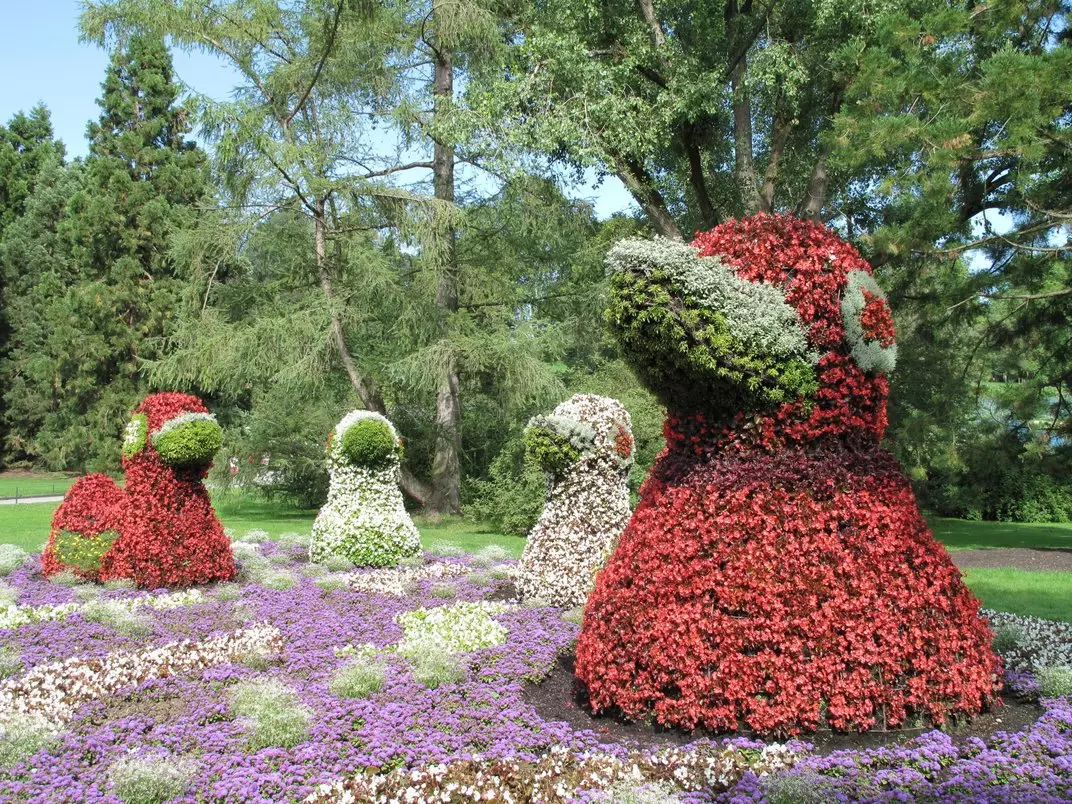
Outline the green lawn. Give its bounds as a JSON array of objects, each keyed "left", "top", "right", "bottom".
[
  {"left": 0, "top": 472, "right": 76, "bottom": 499},
  {"left": 962, "top": 568, "right": 1072, "bottom": 622},
  {"left": 929, "top": 516, "right": 1072, "bottom": 550},
  {"left": 0, "top": 494, "right": 524, "bottom": 557}
]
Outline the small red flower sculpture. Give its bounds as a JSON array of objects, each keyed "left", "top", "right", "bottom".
[
  {"left": 43, "top": 392, "right": 236, "bottom": 588},
  {"left": 575, "top": 214, "right": 1000, "bottom": 735}
]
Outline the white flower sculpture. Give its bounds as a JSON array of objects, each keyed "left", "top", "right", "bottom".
[
  {"left": 515, "top": 394, "right": 634, "bottom": 608},
  {"left": 309, "top": 410, "right": 421, "bottom": 567}
]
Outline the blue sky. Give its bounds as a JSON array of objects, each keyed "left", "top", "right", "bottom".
[{"left": 0, "top": 0, "right": 636, "bottom": 218}]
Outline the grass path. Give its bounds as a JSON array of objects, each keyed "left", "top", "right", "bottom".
[{"left": 0, "top": 472, "right": 76, "bottom": 499}]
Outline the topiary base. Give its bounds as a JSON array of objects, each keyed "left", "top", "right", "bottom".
[{"left": 575, "top": 444, "right": 1001, "bottom": 736}]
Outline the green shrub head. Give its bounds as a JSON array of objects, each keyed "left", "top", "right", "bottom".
[
  {"left": 524, "top": 415, "right": 596, "bottom": 475},
  {"left": 605, "top": 238, "right": 819, "bottom": 418},
  {"left": 338, "top": 418, "right": 401, "bottom": 468},
  {"left": 152, "top": 414, "right": 223, "bottom": 468}
]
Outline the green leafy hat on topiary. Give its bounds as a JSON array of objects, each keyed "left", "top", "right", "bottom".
[
  {"left": 151, "top": 412, "right": 223, "bottom": 467},
  {"left": 524, "top": 413, "right": 597, "bottom": 475},
  {"left": 329, "top": 410, "right": 403, "bottom": 469},
  {"left": 604, "top": 237, "right": 819, "bottom": 417}
]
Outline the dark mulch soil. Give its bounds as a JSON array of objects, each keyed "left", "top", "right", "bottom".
[
  {"left": 951, "top": 547, "right": 1072, "bottom": 573},
  {"left": 526, "top": 653, "right": 1041, "bottom": 755},
  {"left": 487, "top": 581, "right": 520, "bottom": 602}
]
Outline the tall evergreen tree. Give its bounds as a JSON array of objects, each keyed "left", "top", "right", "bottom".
[
  {"left": 2, "top": 35, "right": 206, "bottom": 471},
  {"left": 0, "top": 106, "right": 67, "bottom": 467}
]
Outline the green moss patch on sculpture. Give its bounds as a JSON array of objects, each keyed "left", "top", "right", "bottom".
[{"left": 54, "top": 529, "right": 120, "bottom": 574}]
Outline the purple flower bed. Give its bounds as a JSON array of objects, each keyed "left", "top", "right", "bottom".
[{"left": 0, "top": 540, "right": 1069, "bottom": 803}]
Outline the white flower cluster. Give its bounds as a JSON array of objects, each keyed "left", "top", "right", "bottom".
[
  {"left": 606, "top": 238, "right": 817, "bottom": 365},
  {"left": 0, "top": 625, "right": 283, "bottom": 730},
  {"left": 303, "top": 742, "right": 796, "bottom": 803},
  {"left": 983, "top": 609, "right": 1072, "bottom": 670},
  {"left": 0, "top": 589, "right": 205, "bottom": 630},
  {"left": 395, "top": 601, "right": 509, "bottom": 657},
  {"left": 309, "top": 410, "right": 421, "bottom": 567},
  {"left": 151, "top": 411, "right": 218, "bottom": 445},
  {"left": 841, "top": 269, "right": 897, "bottom": 374},
  {"left": 516, "top": 394, "right": 634, "bottom": 608},
  {"left": 345, "top": 561, "right": 469, "bottom": 596}
]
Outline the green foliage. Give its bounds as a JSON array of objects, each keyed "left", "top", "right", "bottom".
[
  {"left": 465, "top": 436, "right": 547, "bottom": 536},
  {"left": 0, "top": 646, "right": 23, "bottom": 680},
  {"left": 760, "top": 772, "right": 836, "bottom": 804},
  {"left": 1037, "top": 666, "right": 1072, "bottom": 698},
  {"left": 991, "top": 624, "right": 1025, "bottom": 655},
  {"left": 339, "top": 419, "right": 400, "bottom": 468},
  {"left": 607, "top": 268, "right": 818, "bottom": 417},
  {"left": 1, "top": 35, "right": 206, "bottom": 472},
  {"left": 81, "top": 600, "right": 152, "bottom": 637},
  {"left": 107, "top": 755, "right": 195, "bottom": 804},
  {"left": 329, "top": 657, "right": 388, "bottom": 698},
  {"left": 0, "top": 715, "right": 59, "bottom": 768},
  {"left": 406, "top": 646, "right": 467, "bottom": 689},
  {"left": 230, "top": 678, "right": 311, "bottom": 750},
  {"left": 122, "top": 414, "right": 148, "bottom": 459},
  {"left": 0, "top": 544, "right": 28, "bottom": 576},
  {"left": 152, "top": 418, "right": 223, "bottom": 467},
  {"left": 54, "top": 528, "right": 119, "bottom": 574},
  {"left": 523, "top": 414, "right": 595, "bottom": 475}
]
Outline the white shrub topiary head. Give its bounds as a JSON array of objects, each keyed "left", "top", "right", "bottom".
[
  {"left": 515, "top": 394, "right": 634, "bottom": 608},
  {"left": 309, "top": 410, "right": 421, "bottom": 567}
]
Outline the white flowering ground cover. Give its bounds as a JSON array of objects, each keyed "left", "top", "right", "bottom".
[{"left": 0, "top": 536, "right": 1071, "bottom": 802}]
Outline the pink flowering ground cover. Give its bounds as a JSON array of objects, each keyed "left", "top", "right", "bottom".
[{"left": 0, "top": 537, "right": 1070, "bottom": 802}]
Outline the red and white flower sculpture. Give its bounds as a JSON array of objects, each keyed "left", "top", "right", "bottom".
[{"left": 43, "top": 392, "right": 236, "bottom": 588}]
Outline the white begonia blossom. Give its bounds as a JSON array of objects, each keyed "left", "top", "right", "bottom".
[
  {"left": 516, "top": 394, "right": 635, "bottom": 608},
  {"left": 309, "top": 410, "right": 421, "bottom": 567},
  {"left": 345, "top": 561, "right": 469, "bottom": 597},
  {"left": 395, "top": 601, "right": 510, "bottom": 657},
  {"left": 0, "top": 589, "right": 204, "bottom": 630},
  {"left": 841, "top": 269, "right": 898, "bottom": 374},
  {"left": 302, "top": 741, "right": 796, "bottom": 803},
  {"left": 0, "top": 625, "right": 282, "bottom": 731}
]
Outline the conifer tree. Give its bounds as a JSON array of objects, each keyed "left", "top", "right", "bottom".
[
  {"left": 0, "top": 107, "right": 67, "bottom": 467},
  {"left": 2, "top": 35, "right": 206, "bottom": 471}
]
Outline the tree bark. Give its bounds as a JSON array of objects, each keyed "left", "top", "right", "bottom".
[
  {"left": 427, "top": 4, "right": 463, "bottom": 515},
  {"left": 732, "top": 56, "right": 761, "bottom": 215},
  {"left": 615, "top": 155, "right": 684, "bottom": 239},
  {"left": 315, "top": 197, "right": 433, "bottom": 506}
]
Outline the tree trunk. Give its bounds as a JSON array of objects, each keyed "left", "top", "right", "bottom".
[
  {"left": 732, "top": 57, "right": 761, "bottom": 215},
  {"left": 315, "top": 197, "right": 434, "bottom": 506},
  {"left": 427, "top": 9, "right": 463, "bottom": 515}
]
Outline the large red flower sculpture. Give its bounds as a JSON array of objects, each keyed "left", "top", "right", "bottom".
[
  {"left": 43, "top": 392, "right": 235, "bottom": 588},
  {"left": 574, "top": 214, "right": 1000, "bottom": 735}
]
